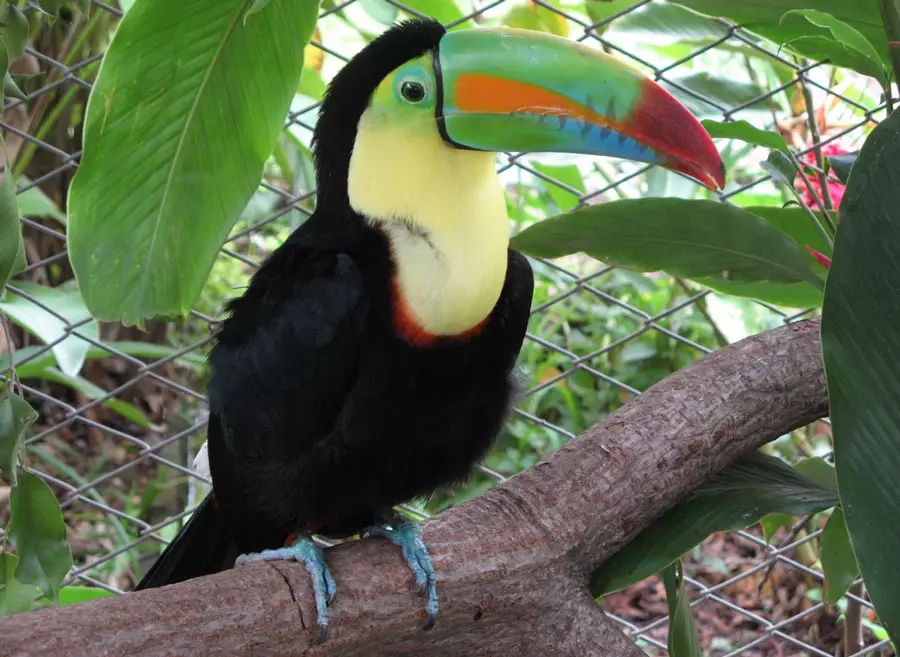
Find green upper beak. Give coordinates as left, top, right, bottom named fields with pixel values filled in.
left=434, top=28, right=726, bottom=190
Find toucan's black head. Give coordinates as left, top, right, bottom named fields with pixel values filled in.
left=312, top=18, right=445, bottom=209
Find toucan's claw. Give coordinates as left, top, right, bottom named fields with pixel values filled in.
left=235, top=537, right=335, bottom=642
left=365, top=514, right=439, bottom=630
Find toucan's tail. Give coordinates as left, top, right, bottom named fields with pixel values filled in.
left=135, top=493, right=239, bottom=590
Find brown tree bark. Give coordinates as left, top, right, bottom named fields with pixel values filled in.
left=0, top=319, right=829, bottom=657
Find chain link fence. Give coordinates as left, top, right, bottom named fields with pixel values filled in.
left=0, top=0, right=891, bottom=655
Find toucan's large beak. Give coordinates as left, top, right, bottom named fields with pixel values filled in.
left=435, top=28, right=726, bottom=190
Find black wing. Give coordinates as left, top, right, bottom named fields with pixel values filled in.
left=207, top=244, right=368, bottom=463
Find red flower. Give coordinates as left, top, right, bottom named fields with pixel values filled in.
left=795, top=141, right=847, bottom=210
left=804, top=245, right=831, bottom=270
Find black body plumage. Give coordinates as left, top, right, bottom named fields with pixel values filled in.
left=208, top=218, right=533, bottom=552
left=136, top=18, right=534, bottom=589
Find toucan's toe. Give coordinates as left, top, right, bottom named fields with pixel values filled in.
left=235, top=536, right=335, bottom=641
left=365, top=514, right=439, bottom=630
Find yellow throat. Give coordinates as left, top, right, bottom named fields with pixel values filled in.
left=347, top=108, right=510, bottom=337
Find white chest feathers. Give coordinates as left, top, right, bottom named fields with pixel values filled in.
left=348, top=110, right=511, bottom=336
left=379, top=213, right=509, bottom=336
left=192, top=440, right=211, bottom=480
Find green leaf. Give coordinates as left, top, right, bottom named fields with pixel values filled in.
left=663, top=72, right=780, bottom=119
left=0, top=40, right=8, bottom=109
left=510, top=198, right=823, bottom=289
left=67, top=0, right=320, bottom=325
left=37, top=0, right=68, bottom=14
left=780, top=10, right=887, bottom=83
left=360, top=0, right=398, bottom=25
left=761, top=150, right=798, bottom=187
left=821, top=507, right=858, bottom=604
left=531, top=161, right=585, bottom=213
left=4, top=72, right=26, bottom=102
left=0, top=281, right=100, bottom=378
left=243, top=0, right=271, bottom=22
left=695, top=277, right=823, bottom=307
left=8, top=471, right=73, bottom=604
left=619, top=340, right=656, bottom=364
left=0, top=391, right=38, bottom=486
left=794, top=457, right=837, bottom=491
left=503, top=4, right=568, bottom=37
left=297, top=66, right=326, bottom=101
left=395, top=0, right=472, bottom=28
left=760, top=512, right=793, bottom=542
left=16, top=177, right=66, bottom=225
left=0, top=158, right=24, bottom=289
left=700, top=205, right=829, bottom=308
left=11, top=240, right=25, bottom=281
left=590, top=451, right=839, bottom=596
left=59, top=586, right=114, bottom=605
left=0, top=5, right=29, bottom=61
left=586, top=0, right=641, bottom=31
left=828, top=152, right=858, bottom=185
left=702, top=119, right=789, bottom=155
left=670, top=0, right=887, bottom=66
left=0, top=553, right=38, bottom=616
left=745, top=206, right=832, bottom=262
left=607, top=2, right=729, bottom=43
left=0, top=340, right=206, bottom=378
left=36, top=366, right=151, bottom=428
left=644, top=166, right=698, bottom=200
left=663, top=562, right=703, bottom=657
left=821, top=107, right=900, bottom=646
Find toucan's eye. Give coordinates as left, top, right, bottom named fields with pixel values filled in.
left=400, top=80, right=426, bottom=103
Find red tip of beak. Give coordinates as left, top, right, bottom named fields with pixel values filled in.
left=630, top=80, right=727, bottom=190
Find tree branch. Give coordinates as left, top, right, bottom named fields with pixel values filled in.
left=0, top=319, right=828, bottom=656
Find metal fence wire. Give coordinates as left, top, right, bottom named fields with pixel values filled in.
left=0, top=0, right=892, bottom=655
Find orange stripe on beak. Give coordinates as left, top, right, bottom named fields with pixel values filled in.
left=454, top=73, right=618, bottom=129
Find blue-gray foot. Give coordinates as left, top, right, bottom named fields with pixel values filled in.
left=364, top=513, right=438, bottom=629
left=235, top=537, right=335, bottom=642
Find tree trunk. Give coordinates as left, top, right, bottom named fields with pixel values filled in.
left=0, top=319, right=828, bottom=656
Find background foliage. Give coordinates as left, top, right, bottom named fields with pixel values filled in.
left=0, top=1, right=896, bottom=655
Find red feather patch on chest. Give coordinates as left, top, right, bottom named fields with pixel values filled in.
left=391, top=278, right=489, bottom=347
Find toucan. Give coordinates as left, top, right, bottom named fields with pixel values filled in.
left=135, top=17, right=725, bottom=641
